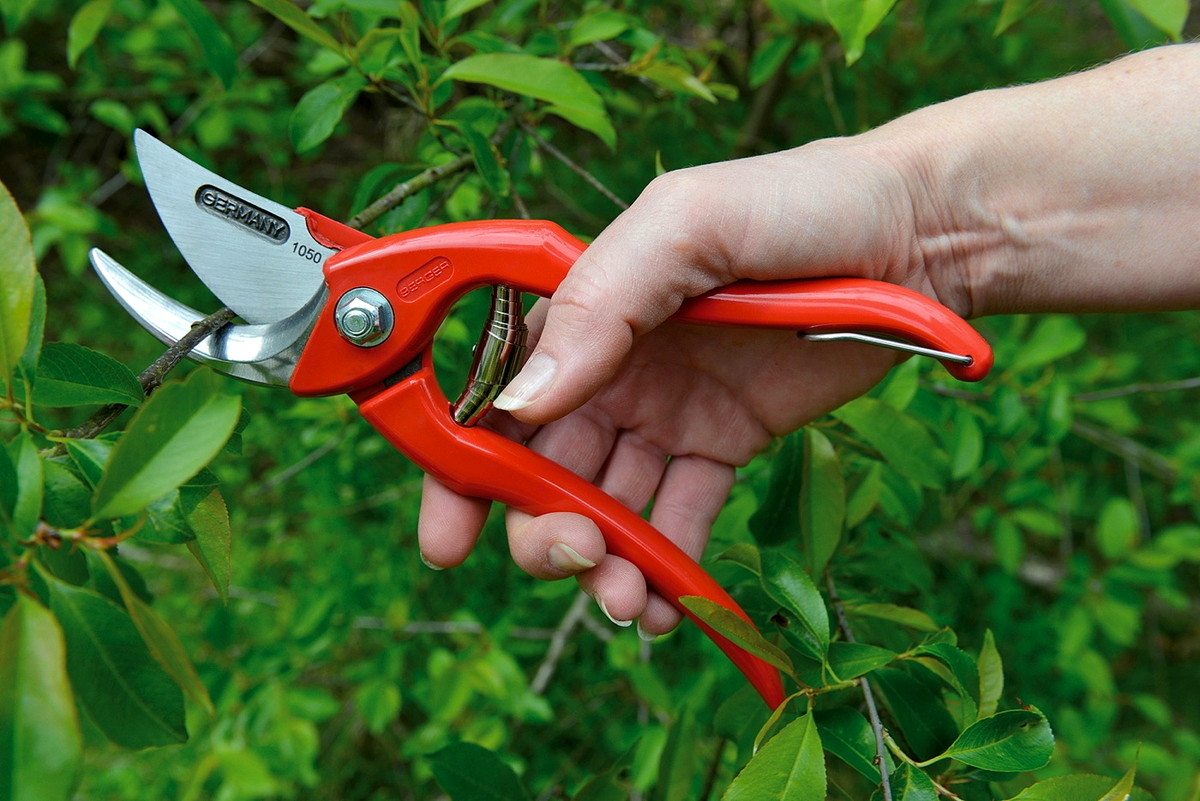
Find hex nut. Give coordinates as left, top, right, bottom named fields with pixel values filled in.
left=334, top=288, right=393, bottom=347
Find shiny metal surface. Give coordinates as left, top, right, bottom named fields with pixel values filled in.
left=452, top=286, right=527, bottom=426
left=89, top=248, right=322, bottom=387
left=134, top=129, right=335, bottom=325
left=802, top=331, right=973, bottom=365
left=334, top=288, right=393, bottom=347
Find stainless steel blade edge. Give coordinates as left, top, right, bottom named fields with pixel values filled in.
left=134, top=129, right=335, bottom=324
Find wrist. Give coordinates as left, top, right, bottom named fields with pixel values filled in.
left=881, top=44, right=1200, bottom=318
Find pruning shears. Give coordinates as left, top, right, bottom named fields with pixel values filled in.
left=89, top=130, right=994, bottom=709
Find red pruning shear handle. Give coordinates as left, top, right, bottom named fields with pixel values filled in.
left=92, top=134, right=993, bottom=710
left=285, top=217, right=992, bottom=709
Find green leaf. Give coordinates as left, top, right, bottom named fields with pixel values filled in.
left=247, top=0, right=344, bottom=53
left=679, top=596, right=794, bottom=676
left=877, top=764, right=937, bottom=801
left=977, top=630, right=1003, bottom=720
left=0, top=594, right=81, bottom=801
left=15, top=273, right=44, bottom=389
left=63, top=437, right=110, bottom=488
left=845, top=462, right=882, bottom=528
left=821, top=0, right=900, bottom=65
left=799, top=427, right=843, bottom=576
left=814, top=708, right=891, bottom=782
left=567, top=10, right=630, bottom=48
left=994, top=0, right=1038, bottom=34
left=1010, top=771, right=1153, bottom=801
left=1098, top=761, right=1138, bottom=801
left=1010, top=316, right=1085, bottom=372
left=749, top=433, right=803, bottom=546
left=0, top=0, right=35, bottom=32
left=185, top=488, right=232, bottom=603
left=573, top=745, right=636, bottom=801
left=921, top=708, right=1053, bottom=771
left=0, top=445, right=18, bottom=531
left=633, top=62, right=717, bottom=103
left=0, top=180, right=35, bottom=391
left=949, top=407, right=983, bottom=480
left=97, top=551, right=213, bottom=716
left=354, top=678, right=401, bottom=735
left=749, top=36, right=795, bottom=89
left=844, top=602, right=939, bottom=632
left=760, top=550, right=829, bottom=660
left=1125, top=0, right=1188, bottom=39
left=92, top=369, right=240, bottom=520
left=443, top=0, right=492, bottom=23
left=66, top=0, right=112, bottom=68
left=872, top=669, right=959, bottom=761
left=826, top=641, right=894, bottom=682
left=41, top=461, right=90, bottom=529
left=719, top=542, right=762, bottom=576
left=448, top=120, right=509, bottom=197
left=163, top=0, right=237, bottom=88
left=33, top=343, right=143, bottom=407
left=7, top=432, right=41, bottom=537
left=290, top=73, right=367, bottom=153
left=655, top=705, right=699, bottom=801
left=441, top=54, right=614, bottom=147
left=832, top=398, right=947, bottom=489
left=44, top=573, right=186, bottom=748
left=1096, top=497, right=1139, bottom=560
left=430, top=742, right=531, bottom=800
left=913, top=643, right=980, bottom=722
left=725, top=712, right=825, bottom=800
left=878, top=358, right=919, bottom=409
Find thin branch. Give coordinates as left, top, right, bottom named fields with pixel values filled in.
left=519, top=121, right=629, bottom=210
left=64, top=306, right=238, bottom=441
left=827, top=574, right=893, bottom=801
left=1074, top=375, right=1200, bottom=402
left=349, top=151, right=475, bottom=229
left=700, top=738, right=729, bottom=800
left=531, top=590, right=592, bottom=694
left=249, top=425, right=348, bottom=496
left=350, top=118, right=516, bottom=229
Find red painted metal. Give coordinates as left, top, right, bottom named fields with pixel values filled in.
left=289, top=214, right=995, bottom=708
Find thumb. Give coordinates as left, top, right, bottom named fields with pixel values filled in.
left=493, top=174, right=732, bottom=424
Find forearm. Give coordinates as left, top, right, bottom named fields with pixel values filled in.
left=883, top=43, right=1200, bottom=318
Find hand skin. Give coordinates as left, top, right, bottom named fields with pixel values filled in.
left=418, top=43, right=1200, bottom=636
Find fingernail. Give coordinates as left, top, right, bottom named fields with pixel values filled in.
left=494, top=352, right=557, bottom=411
left=593, top=594, right=632, bottom=628
left=549, top=542, right=596, bottom=573
left=419, top=552, right=444, bottom=571
left=636, top=621, right=658, bottom=642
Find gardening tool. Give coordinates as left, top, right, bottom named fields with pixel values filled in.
left=88, top=130, right=994, bottom=709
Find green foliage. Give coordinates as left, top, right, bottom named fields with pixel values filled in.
left=1, top=1, right=1195, bottom=799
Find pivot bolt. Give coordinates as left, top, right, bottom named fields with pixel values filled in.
left=335, top=288, right=393, bottom=347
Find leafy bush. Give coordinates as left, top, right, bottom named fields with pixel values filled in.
left=1, top=1, right=1197, bottom=799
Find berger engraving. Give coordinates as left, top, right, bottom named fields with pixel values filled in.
left=398, top=257, right=453, bottom=301
left=195, top=185, right=290, bottom=243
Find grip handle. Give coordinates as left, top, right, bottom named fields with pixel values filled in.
left=355, top=353, right=788, bottom=709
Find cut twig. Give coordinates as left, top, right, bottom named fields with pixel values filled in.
left=64, top=306, right=237, bottom=441
left=827, top=574, right=893, bottom=801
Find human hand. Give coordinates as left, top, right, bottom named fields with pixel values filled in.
left=418, top=43, right=1200, bottom=635
left=417, top=140, right=954, bottom=634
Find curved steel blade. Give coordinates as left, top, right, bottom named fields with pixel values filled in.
left=89, top=248, right=322, bottom=387
left=134, top=129, right=335, bottom=324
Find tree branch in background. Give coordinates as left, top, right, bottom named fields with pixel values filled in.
left=531, top=590, right=593, bottom=694
left=519, top=121, right=630, bottom=210
left=827, top=573, right=893, bottom=801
